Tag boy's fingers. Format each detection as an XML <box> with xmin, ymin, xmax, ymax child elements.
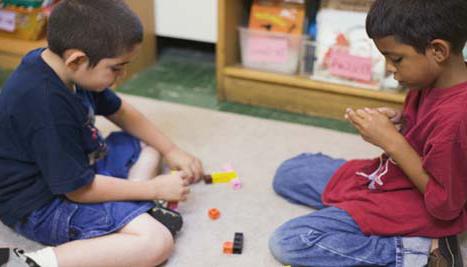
<box><xmin>347</xmin><ymin>109</ymin><xmax>362</xmax><ymax>124</ymax></box>
<box><xmin>191</xmin><ymin>161</ymin><xmax>203</xmax><ymax>181</ymax></box>
<box><xmin>178</xmin><ymin>169</ymin><xmax>191</xmax><ymax>179</ymax></box>
<box><xmin>356</xmin><ymin>109</ymin><xmax>369</xmax><ymax>118</ymax></box>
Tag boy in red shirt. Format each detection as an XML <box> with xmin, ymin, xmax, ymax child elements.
<box><xmin>269</xmin><ymin>0</ymin><xmax>467</xmax><ymax>266</ymax></box>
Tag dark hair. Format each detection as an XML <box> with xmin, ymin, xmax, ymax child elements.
<box><xmin>47</xmin><ymin>0</ymin><xmax>143</xmax><ymax>67</ymax></box>
<box><xmin>366</xmin><ymin>0</ymin><xmax>467</xmax><ymax>54</ymax></box>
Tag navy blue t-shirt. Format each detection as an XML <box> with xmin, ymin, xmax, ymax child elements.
<box><xmin>0</xmin><ymin>48</ymin><xmax>122</xmax><ymax>227</ymax></box>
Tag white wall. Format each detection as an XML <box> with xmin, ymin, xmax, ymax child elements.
<box><xmin>155</xmin><ymin>0</ymin><xmax>217</xmax><ymax>43</ymax></box>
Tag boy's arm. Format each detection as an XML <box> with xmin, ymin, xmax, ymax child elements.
<box><xmin>66</xmin><ymin>172</ymin><xmax>190</xmax><ymax>203</ymax></box>
<box><xmin>66</xmin><ymin>174</ymin><xmax>157</xmax><ymax>202</ymax></box>
<box><xmin>346</xmin><ymin>108</ymin><xmax>429</xmax><ymax>193</ymax></box>
<box><xmin>383</xmin><ymin>134</ymin><xmax>430</xmax><ymax>193</ymax></box>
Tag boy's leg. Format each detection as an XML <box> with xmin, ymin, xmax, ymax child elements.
<box><xmin>269</xmin><ymin>206</ymin><xmax>431</xmax><ymax>267</ymax></box>
<box><xmin>54</xmin><ymin>213</ymin><xmax>174</xmax><ymax>267</ymax></box>
<box><xmin>273</xmin><ymin>153</ymin><xmax>345</xmax><ymax>209</ymax></box>
<box><xmin>128</xmin><ymin>143</ymin><xmax>161</xmax><ymax>181</ymax></box>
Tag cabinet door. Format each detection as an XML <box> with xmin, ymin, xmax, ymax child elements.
<box><xmin>155</xmin><ymin>0</ymin><xmax>217</xmax><ymax>43</ymax></box>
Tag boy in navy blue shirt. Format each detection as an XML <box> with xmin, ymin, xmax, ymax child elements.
<box><xmin>0</xmin><ymin>0</ymin><xmax>203</xmax><ymax>266</ymax></box>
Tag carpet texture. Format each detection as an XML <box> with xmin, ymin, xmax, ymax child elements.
<box><xmin>0</xmin><ymin>94</ymin><xmax>466</xmax><ymax>266</ymax></box>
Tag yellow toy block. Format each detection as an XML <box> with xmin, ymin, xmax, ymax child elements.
<box><xmin>211</xmin><ymin>171</ymin><xmax>238</xmax><ymax>183</ymax></box>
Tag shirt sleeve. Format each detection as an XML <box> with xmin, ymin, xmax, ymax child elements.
<box><xmin>93</xmin><ymin>89</ymin><xmax>122</xmax><ymax>116</ymax></box>
<box><xmin>423</xmin><ymin>137</ymin><xmax>467</xmax><ymax>221</ymax></box>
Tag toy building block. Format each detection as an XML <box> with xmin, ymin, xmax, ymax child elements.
<box><xmin>231</xmin><ymin>178</ymin><xmax>242</xmax><ymax>190</ymax></box>
<box><xmin>233</xmin><ymin>232</ymin><xmax>244</xmax><ymax>254</ymax></box>
<box><xmin>208</xmin><ymin>208</ymin><xmax>220</xmax><ymax>220</ymax></box>
<box><xmin>223</xmin><ymin>241</ymin><xmax>233</xmax><ymax>254</ymax></box>
<box><xmin>203</xmin><ymin>174</ymin><xmax>213</xmax><ymax>184</ymax></box>
<box><xmin>222</xmin><ymin>163</ymin><xmax>234</xmax><ymax>171</ymax></box>
<box><xmin>204</xmin><ymin>171</ymin><xmax>238</xmax><ymax>184</ymax></box>
<box><xmin>167</xmin><ymin>201</ymin><xmax>178</xmax><ymax>211</ymax></box>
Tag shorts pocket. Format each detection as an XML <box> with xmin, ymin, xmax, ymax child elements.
<box><xmin>69</xmin><ymin>204</ymin><xmax>114</xmax><ymax>241</ymax></box>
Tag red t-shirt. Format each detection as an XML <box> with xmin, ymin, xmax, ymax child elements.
<box><xmin>323</xmin><ymin>82</ymin><xmax>467</xmax><ymax>237</ymax></box>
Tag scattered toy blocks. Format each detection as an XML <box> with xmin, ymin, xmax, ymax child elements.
<box><xmin>208</xmin><ymin>208</ymin><xmax>221</xmax><ymax>220</ymax></box>
<box><xmin>223</xmin><ymin>232</ymin><xmax>244</xmax><ymax>255</ymax></box>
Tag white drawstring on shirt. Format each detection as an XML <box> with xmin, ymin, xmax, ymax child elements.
<box><xmin>356</xmin><ymin>155</ymin><xmax>394</xmax><ymax>190</ymax></box>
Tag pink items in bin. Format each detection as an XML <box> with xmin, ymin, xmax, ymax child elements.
<box><xmin>312</xmin><ymin>9</ymin><xmax>386</xmax><ymax>89</ymax></box>
<box><xmin>239</xmin><ymin>27</ymin><xmax>308</xmax><ymax>75</ymax></box>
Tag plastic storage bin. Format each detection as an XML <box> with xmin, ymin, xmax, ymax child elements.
<box><xmin>0</xmin><ymin>6</ymin><xmax>47</xmax><ymax>40</ymax></box>
<box><xmin>238</xmin><ymin>27</ymin><xmax>307</xmax><ymax>75</ymax></box>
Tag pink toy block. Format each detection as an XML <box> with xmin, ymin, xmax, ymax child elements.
<box><xmin>231</xmin><ymin>178</ymin><xmax>242</xmax><ymax>190</ymax></box>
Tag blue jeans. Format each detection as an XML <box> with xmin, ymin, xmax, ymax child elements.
<box><xmin>269</xmin><ymin>153</ymin><xmax>431</xmax><ymax>267</ymax></box>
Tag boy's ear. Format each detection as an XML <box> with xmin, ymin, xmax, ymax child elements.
<box><xmin>63</xmin><ymin>49</ymin><xmax>88</xmax><ymax>70</ymax></box>
<box><xmin>428</xmin><ymin>39</ymin><xmax>450</xmax><ymax>63</ymax></box>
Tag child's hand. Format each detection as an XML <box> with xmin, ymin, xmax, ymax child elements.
<box><xmin>149</xmin><ymin>171</ymin><xmax>191</xmax><ymax>201</ymax></box>
<box><xmin>376</xmin><ymin>107</ymin><xmax>402</xmax><ymax>124</ymax></box>
<box><xmin>165</xmin><ymin>147</ymin><xmax>204</xmax><ymax>183</ymax></box>
<box><xmin>345</xmin><ymin>107</ymin><xmax>401</xmax><ymax>150</ymax></box>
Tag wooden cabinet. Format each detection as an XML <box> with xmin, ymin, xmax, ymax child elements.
<box><xmin>216</xmin><ymin>0</ymin><xmax>405</xmax><ymax>120</ymax></box>
<box><xmin>0</xmin><ymin>0</ymin><xmax>156</xmax><ymax>83</ymax></box>
<box><xmin>0</xmin><ymin>38</ymin><xmax>47</xmax><ymax>69</ymax></box>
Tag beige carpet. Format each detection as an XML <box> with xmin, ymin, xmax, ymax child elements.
<box><xmin>1</xmin><ymin>94</ymin><xmax>466</xmax><ymax>266</ymax></box>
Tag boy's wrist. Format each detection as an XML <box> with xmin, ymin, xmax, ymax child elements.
<box><xmin>383</xmin><ymin>134</ymin><xmax>407</xmax><ymax>156</ymax></box>
<box><xmin>161</xmin><ymin>144</ymin><xmax>177</xmax><ymax>157</ymax></box>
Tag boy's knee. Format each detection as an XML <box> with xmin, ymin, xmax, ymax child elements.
<box><xmin>139</xmin><ymin>145</ymin><xmax>161</xmax><ymax>167</ymax></box>
<box><xmin>273</xmin><ymin>157</ymin><xmax>302</xmax><ymax>196</ymax></box>
<box><xmin>138</xmin><ymin>222</ymin><xmax>175</xmax><ymax>266</ymax></box>
<box><xmin>269</xmin><ymin>230</ymin><xmax>297</xmax><ymax>265</ymax></box>
<box><xmin>269</xmin><ymin>221</ymin><xmax>326</xmax><ymax>265</ymax></box>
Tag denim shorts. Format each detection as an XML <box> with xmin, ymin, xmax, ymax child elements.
<box><xmin>14</xmin><ymin>132</ymin><xmax>154</xmax><ymax>246</ymax></box>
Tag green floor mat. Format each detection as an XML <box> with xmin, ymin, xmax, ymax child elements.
<box><xmin>118</xmin><ymin>48</ymin><xmax>355</xmax><ymax>133</ymax></box>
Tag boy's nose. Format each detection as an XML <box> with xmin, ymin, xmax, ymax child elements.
<box><xmin>385</xmin><ymin>61</ymin><xmax>397</xmax><ymax>73</ymax></box>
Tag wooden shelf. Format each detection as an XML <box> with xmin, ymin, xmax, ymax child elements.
<box><xmin>0</xmin><ymin>37</ymin><xmax>47</xmax><ymax>69</ymax></box>
<box><xmin>224</xmin><ymin>66</ymin><xmax>405</xmax><ymax>103</ymax></box>
<box><xmin>216</xmin><ymin>0</ymin><xmax>406</xmax><ymax>121</ymax></box>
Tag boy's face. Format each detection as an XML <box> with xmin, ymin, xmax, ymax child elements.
<box><xmin>374</xmin><ymin>36</ymin><xmax>439</xmax><ymax>90</ymax></box>
<box><xmin>71</xmin><ymin>45</ymin><xmax>140</xmax><ymax>91</ymax></box>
